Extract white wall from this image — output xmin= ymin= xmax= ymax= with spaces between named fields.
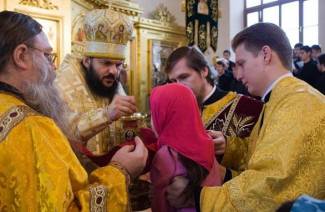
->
xmin=132 ymin=0 xmax=185 ymax=26
xmin=217 ymin=0 xmax=244 ymax=59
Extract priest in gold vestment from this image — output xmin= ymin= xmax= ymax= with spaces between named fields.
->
xmin=0 ymin=11 xmax=147 ymax=211
xmin=56 ymin=9 xmax=137 ymax=155
xmin=164 ymin=46 xmax=263 ymax=160
xmin=201 ymin=23 xmax=325 ymax=212
xmin=167 ymin=23 xmax=325 ymax=212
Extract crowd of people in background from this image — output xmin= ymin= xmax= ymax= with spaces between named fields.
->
xmin=212 ymin=44 xmax=324 ymax=96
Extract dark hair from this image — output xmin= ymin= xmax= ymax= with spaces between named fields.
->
xmin=223 ymin=49 xmax=231 ymax=55
xmin=81 ymin=58 xmax=118 ymax=99
xmin=216 ymin=61 xmax=225 ymax=67
xmin=300 ymin=45 xmax=312 ymax=53
xmin=311 ymin=44 xmax=321 ymax=52
xmin=232 ymin=22 xmax=292 ymax=70
xmin=0 ymin=11 xmax=42 ymax=73
xmin=294 ymin=43 xmax=303 ymax=49
xmin=318 ymin=53 xmax=325 ymax=66
xmin=164 ymin=46 xmax=214 ymax=85
xmin=178 ymin=154 xmax=208 ymax=200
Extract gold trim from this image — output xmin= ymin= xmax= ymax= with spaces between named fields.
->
xmin=84 ymin=52 xmax=125 ymax=61
xmin=72 ymin=0 xmax=95 ymax=10
xmin=109 ymin=161 xmax=131 ymax=185
xmin=204 ymin=97 xmax=237 ymax=129
xmin=0 ymin=106 xmax=37 ymax=142
xmin=147 ymin=39 xmax=179 ymax=92
xmin=89 ymin=184 xmax=108 ymax=212
xmin=221 ymin=95 xmax=241 ymax=134
xmin=120 ymin=112 xmax=147 ymax=121
xmin=81 ymin=0 xmax=142 ymax=17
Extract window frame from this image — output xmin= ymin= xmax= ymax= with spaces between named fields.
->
xmin=244 ymin=0 xmax=315 ymax=44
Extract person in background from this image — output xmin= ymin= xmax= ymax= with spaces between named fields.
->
xmin=215 ymin=59 xmax=233 ymax=92
xmin=311 ymin=44 xmax=322 ymax=61
xmin=296 ymin=45 xmax=321 ymax=88
xmin=292 ymin=43 xmax=303 ymax=75
xmin=229 ymin=63 xmax=250 ymax=96
xmin=315 ymin=53 xmax=325 ymax=94
xmin=222 ymin=49 xmax=235 ymax=73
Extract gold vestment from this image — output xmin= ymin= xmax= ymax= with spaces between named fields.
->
xmin=56 ymin=54 xmax=126 ymax=154
xmin=201 ymin=76 xmax=325 ymax=211
xmin=0 ymin=92 xmax=129 ymax=211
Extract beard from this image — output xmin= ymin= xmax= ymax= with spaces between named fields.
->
xmin=21 ymin=57 xmax=73 ymax=139
xmin=84 ymin=61 xmax=118 ymax=100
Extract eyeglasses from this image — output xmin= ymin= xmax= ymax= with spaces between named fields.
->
xmin=26 ymin=45 xmax=57 ymax=64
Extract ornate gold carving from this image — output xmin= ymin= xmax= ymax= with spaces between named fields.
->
xmin=19 ymin=0 xmax=58 ymax=10
xmin=135 ymin=18 xmax=185 ymax=35
xmin=149 ymin=4 xmax=176 ymax=24
xmin=82 ymin=0 xmax=142 ymax=17
xmin=198 ymin=24 xmax=207 ymax=50
xmin=211 ymin=26 xmax=218 ymax=53
xmin=210 ymin=0 xmax=219 ymax=21
xmin=186 ymin=22 xmax=194 ymax=44
xmin=187 ymin=0 xmax=195 ymax=17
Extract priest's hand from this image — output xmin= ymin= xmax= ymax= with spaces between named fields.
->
xmin=207 ymin=130 xmax=226 ymax=155
xmin=106 ymin=95 xmax=137 ymax=121
xmin=111 ymin=136 xmax=148 ymax=178
xmin=166 ymin=176 xmax=195 ymax=208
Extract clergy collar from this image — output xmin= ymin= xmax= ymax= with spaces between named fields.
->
xmin=261 ymin=72 xmax=292 ymax=102
xmin=0 ymin=81 xmax=24 ymax=100
xmin=203 ymin=85 xmax=216 ymax=103
xmin=203 ymin=85 xmax=228 ymax=106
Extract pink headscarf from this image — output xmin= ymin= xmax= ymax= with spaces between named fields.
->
xmin=150 ymin=83 xmax=214 ymax=171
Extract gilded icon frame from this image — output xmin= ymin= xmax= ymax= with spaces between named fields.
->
xmin=148 ymin=39 xmax=178 ymax=90
xmin=15 ymin=9 xmax=62 ymax=67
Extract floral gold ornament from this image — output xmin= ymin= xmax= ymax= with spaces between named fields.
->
xmin=19 ymin=0 xmax=58 ymax=10
xmin=149 ymin=4 xmax=176 ymax=24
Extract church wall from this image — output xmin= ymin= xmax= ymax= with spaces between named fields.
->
xmin=217 ymin=0 xmax=244 ymax=60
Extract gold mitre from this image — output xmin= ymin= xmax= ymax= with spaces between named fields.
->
xmin=83 ymin=9 xmax=133 ymax=61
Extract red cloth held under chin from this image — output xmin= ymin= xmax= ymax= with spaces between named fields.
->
xmin=72 ymin=127 xmax=157 ymax=174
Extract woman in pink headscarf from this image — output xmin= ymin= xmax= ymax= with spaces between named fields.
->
xmin=150 ymin=83 xmax=221 ymax=212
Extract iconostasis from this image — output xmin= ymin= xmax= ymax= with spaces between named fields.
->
xmin=1 ymin=0 xmax=186 ymax=113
